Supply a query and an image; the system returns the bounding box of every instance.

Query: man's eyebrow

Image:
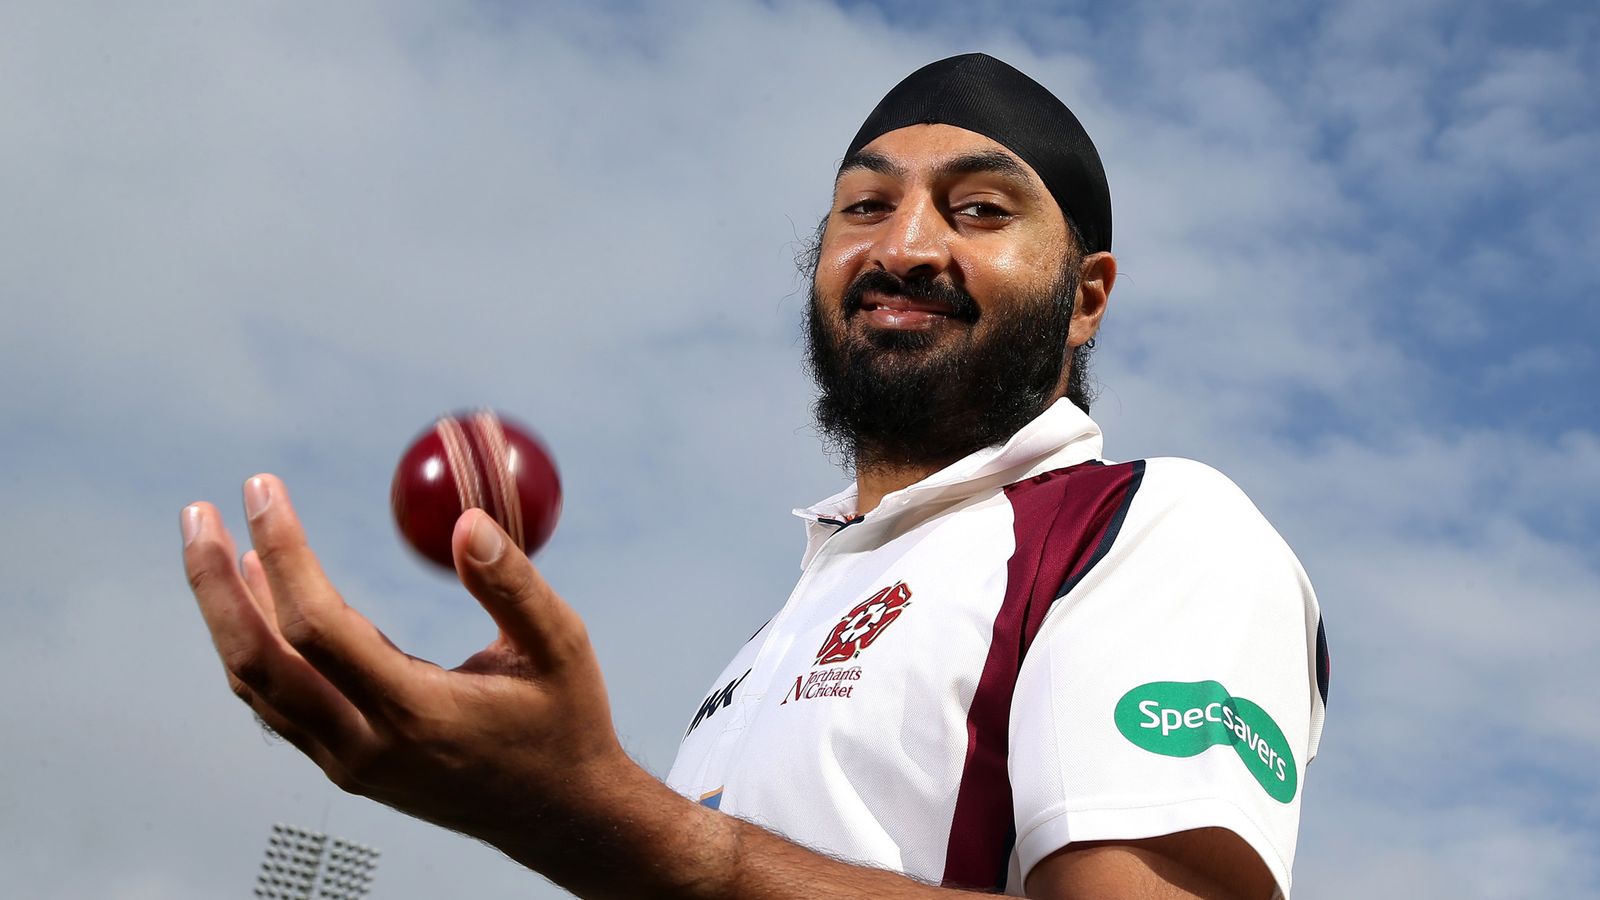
[934,150,1043,204]
[834,149,1042,199]
[935,151,1042,198]
[835,151,906,183]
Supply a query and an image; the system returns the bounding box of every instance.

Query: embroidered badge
[815,581,912,665]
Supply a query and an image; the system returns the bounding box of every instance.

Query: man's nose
[868,195,951,278]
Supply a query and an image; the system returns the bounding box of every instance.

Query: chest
[666,494,1018,811]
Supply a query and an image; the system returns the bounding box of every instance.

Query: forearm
[178,490,1263,899]
[487,755,995,900]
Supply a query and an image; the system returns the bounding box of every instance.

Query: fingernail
[181,505,204,546]
[467,512,506,564]
[244,477,272,520]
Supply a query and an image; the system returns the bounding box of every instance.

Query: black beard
[804,265,1078,474]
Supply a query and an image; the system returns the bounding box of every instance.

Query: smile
[857,291,961,330]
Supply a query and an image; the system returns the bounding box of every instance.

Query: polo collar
[792,399,1105,560]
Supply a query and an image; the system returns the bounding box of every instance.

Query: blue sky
[1,1,1596,897]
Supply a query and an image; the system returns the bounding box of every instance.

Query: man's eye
[841,199,891,215]
[956,202,1012,220]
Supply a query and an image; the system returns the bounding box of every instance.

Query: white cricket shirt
[665,400,1328,897]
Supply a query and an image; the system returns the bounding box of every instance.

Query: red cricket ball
[390,410,562,571]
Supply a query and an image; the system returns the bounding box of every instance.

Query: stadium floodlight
[317,836,381,899]
[253,823,381,899]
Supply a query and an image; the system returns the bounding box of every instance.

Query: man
[182,54,1327,899]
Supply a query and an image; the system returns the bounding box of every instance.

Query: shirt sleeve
[1008,458,1326,898]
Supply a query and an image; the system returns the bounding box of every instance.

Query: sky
[1,0,1596,897]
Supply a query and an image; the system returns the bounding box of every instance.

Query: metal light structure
[254,823,381,899]
[317,835,382,899]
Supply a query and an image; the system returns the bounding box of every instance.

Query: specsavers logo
[1114,681,1298,804]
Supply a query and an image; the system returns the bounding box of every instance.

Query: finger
[230,671,316,748]
[228,671,355,786]
[242,474,424,716]
[240,547,381,746]
[247,549,413,661]
[240,549,278,626]
[183,502,374,752]
[452,509,589,670]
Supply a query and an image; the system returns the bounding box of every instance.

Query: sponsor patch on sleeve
[1114,681,1297,803]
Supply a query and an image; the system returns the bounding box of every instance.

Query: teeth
[859,302,949,316]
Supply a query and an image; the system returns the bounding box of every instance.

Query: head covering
[844,53,1112,254]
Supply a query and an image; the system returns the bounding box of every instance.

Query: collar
[791,399,1105,566]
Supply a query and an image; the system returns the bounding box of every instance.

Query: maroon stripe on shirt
[941,459,1146,890]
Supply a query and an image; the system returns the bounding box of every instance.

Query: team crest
[815,582,912,665]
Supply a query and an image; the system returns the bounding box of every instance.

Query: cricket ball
[390,410,562,571]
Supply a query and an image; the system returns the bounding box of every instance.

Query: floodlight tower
[317,835,382,898]
[254,823,381,899]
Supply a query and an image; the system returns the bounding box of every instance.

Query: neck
[852,459,947,517]
[844,390,1075,517]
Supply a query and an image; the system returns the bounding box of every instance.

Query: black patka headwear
[845,53,1112,254]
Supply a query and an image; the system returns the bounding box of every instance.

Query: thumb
[452,509,587,667]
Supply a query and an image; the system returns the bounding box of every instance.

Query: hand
[181,474,630,846]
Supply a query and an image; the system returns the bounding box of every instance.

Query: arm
[1004,458,1322,900]
[1029,830,1278,900]
[181,475,1267,899]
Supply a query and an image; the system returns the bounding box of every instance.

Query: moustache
[842,270,981,323]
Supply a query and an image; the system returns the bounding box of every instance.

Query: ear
[1070,251,1116,346]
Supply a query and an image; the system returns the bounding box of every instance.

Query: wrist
[484,747,739,900]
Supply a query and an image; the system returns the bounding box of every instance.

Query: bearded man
[182,54,1327,900]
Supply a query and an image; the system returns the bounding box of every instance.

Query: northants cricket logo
[1114,681,1299,803]
[781,582,912,707]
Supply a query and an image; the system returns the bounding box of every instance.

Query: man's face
[805,124,1081,471]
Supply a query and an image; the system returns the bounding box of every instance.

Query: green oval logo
[1114,681,1297,803]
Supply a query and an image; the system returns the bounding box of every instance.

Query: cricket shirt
[665,399,1328,897]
